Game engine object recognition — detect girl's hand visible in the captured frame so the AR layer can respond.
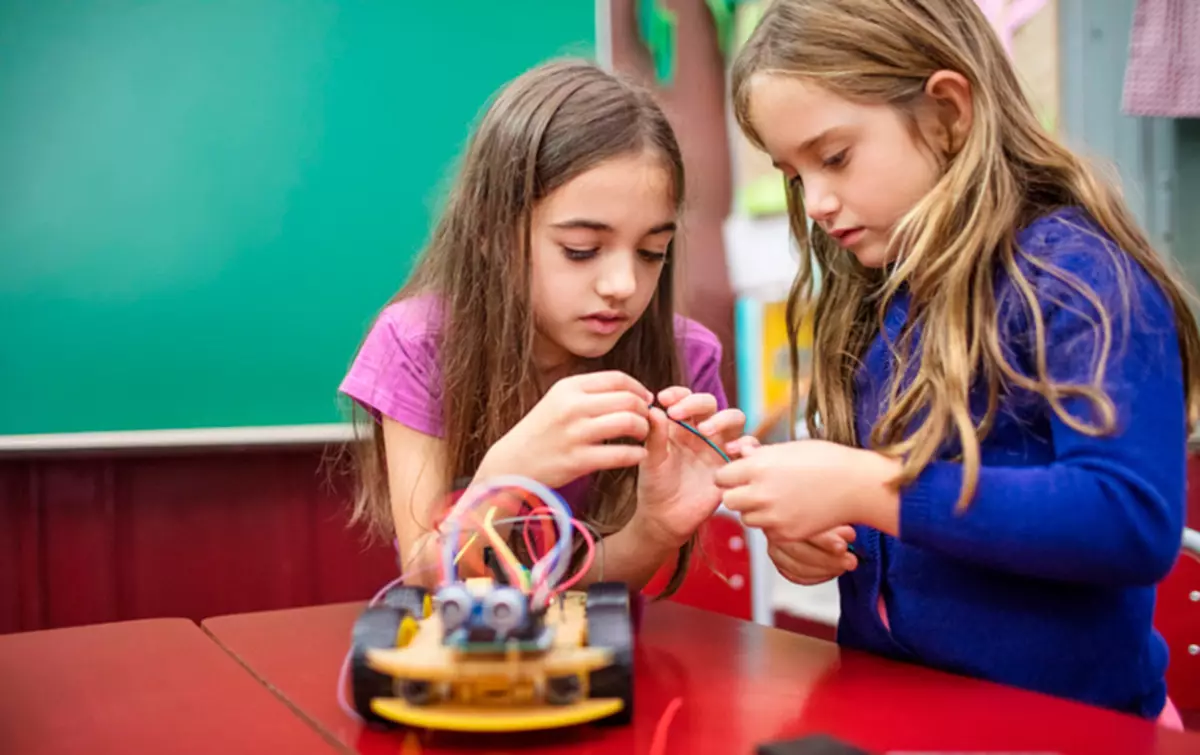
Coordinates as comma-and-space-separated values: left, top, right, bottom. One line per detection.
632, 387, 747, 548
477, 370, 654, 489
713, 439, 901, 541
768, 526, 859, 586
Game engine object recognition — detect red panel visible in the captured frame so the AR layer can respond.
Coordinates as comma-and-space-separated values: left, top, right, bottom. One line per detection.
0, 447, 399, 634
38, 459, 119, 628
310, 454, 398, 604
644, 512, 752, 621
116, 451, 319, 621
1156, 550, 1200, 711
0, 461, 33, 633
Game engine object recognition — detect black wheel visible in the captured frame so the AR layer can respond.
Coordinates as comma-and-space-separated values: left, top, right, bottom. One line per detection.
399, 679, 434, 705
350, 605, 411, 728
584, 582, 634, 725
380, 585, 429, 618
545, 674, 583, 705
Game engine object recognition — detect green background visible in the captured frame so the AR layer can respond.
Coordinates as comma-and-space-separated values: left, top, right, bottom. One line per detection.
0, 0, 595, 436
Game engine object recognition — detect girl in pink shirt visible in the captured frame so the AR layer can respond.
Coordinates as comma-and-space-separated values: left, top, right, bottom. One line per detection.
339, 59, 746, 598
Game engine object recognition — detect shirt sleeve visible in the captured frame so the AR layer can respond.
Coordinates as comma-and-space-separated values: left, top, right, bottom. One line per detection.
677, 316, 729, 410
897, 228, 1187, 587
338, 305, 444, 438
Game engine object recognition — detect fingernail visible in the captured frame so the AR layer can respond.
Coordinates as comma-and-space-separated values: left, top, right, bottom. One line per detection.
697, 421, 713, 434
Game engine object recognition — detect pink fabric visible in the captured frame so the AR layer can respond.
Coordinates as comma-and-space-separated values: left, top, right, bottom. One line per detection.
1158, 697, 1184, 730
1123, 0, 1200, 117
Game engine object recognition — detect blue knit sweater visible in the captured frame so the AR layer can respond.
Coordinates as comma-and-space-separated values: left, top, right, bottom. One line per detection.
838, 207, 1188, 719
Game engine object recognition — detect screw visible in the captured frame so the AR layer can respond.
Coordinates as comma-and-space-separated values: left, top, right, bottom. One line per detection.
1189, 645, 1199, 656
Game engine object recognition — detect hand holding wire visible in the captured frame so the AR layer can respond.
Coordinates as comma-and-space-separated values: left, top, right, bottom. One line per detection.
630, 389, 747, 547
651, 387, 747, 463
477, 371, 654, 489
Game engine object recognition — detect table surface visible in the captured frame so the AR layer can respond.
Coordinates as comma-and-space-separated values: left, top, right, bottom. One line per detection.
202, 600, 1200, 755
0, 617, 337, 755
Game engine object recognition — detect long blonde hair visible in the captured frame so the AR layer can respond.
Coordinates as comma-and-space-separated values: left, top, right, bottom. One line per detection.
731, 0, 1200, 509
344, 58, 696, 595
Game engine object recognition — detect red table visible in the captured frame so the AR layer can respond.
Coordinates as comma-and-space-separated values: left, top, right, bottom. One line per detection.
0, 617, 337, 755
202, 601, 1200, 755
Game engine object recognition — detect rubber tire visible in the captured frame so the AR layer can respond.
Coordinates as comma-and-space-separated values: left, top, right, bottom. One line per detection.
380, 585, 429, 618
350, 605, 408, 728
584, 582, 635, 725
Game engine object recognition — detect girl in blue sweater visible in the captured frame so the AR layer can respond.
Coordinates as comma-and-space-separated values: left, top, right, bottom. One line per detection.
714, 0, 1200, 722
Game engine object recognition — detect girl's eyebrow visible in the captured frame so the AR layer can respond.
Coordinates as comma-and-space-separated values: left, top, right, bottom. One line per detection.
551, 219, 677, 235
770, 126, 847, 167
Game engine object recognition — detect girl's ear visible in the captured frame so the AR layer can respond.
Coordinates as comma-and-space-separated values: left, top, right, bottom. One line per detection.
922, 70, 974, 156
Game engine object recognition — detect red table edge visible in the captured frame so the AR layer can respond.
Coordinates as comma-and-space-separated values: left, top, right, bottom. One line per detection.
198, 621, 358, 755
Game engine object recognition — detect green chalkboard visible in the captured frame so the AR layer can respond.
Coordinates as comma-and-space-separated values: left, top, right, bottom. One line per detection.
0, 1, 595, 437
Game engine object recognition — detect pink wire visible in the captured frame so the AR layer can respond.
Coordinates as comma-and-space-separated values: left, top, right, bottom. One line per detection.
547, 518, 597, 596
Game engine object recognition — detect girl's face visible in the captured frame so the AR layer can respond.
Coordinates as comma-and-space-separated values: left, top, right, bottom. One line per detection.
528, 150, 676, 372
746, 73, 943, 268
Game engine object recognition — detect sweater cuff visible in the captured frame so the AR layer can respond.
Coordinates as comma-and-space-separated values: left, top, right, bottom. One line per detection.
898, 461, 965, 543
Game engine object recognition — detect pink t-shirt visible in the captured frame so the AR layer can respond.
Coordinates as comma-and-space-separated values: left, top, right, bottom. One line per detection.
338, 294, 729, 510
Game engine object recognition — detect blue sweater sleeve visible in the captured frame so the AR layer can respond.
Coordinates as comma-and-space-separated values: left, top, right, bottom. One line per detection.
898, 220, 1187, 586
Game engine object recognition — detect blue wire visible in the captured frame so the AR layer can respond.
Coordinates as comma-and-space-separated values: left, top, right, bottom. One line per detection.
652, 401, 732, 463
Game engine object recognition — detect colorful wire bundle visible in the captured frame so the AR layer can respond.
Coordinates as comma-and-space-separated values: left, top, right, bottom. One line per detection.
335, 486, 602, 723
437, 474, 598, 610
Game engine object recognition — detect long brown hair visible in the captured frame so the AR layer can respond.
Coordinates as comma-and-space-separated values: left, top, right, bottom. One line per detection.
345, 58, 696, 594
731, 0, 1200, 510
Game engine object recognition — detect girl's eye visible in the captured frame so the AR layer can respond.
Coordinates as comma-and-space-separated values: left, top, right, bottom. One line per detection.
822, 149, 848, 169
638, 250, 668, 263
562, 247, 598, 261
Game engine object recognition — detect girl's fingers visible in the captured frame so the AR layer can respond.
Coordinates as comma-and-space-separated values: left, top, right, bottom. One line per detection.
576, 411, 651, 444
810, 529, 852, 555
737, 509, 771, 530
831, 525, 858, 543
581, 390, 653, 418
726, 435, 762, 458
769, 540, 856, 577
642, 407, 671, 468
719, 486, 761, 514
656, 386, 693, 407
574, 443, 648, 473
577, 371, 653, 401
696, 408, 746, 440
768, 543, 846, 582
664, 392, 718, 422
713, 457, 757, 489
